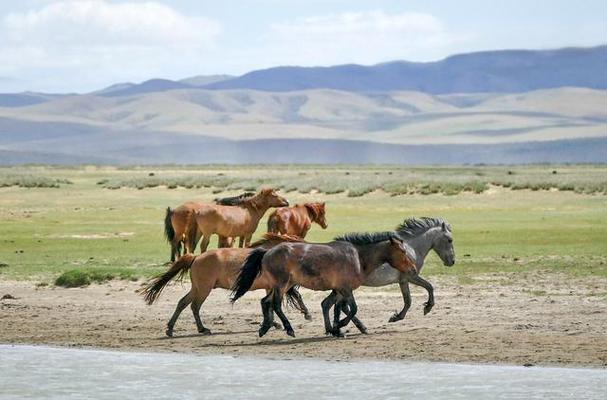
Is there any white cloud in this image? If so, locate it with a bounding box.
[0,1,222,92]
[263,10,469,66]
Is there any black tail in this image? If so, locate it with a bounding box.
[141,254,196,305]
[164,207,175,243]
[285,286,307,314]
[230,248,267,302]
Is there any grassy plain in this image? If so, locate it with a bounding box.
[1,165,606,284]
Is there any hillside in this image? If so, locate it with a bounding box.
[205,46,607,93]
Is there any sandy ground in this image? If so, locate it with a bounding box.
[1,274,607,367]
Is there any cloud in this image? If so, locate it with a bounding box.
[263,10,469,66]
[0,1,222,91]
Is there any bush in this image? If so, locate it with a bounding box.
[54,269,136,287]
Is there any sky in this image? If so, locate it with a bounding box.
[1,0,606,93]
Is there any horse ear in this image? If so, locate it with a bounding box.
[442,222,446,231]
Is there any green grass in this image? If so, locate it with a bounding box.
[55,268,139,287]
[1,165,607,284]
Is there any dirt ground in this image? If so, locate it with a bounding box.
[1,275,606,367]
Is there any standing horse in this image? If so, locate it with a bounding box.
[164,192,257,261]
[142,233,311,337]
[335,217,455,333]
[194,188,288,252]
[231,232,417,338]
[267,202,327,238]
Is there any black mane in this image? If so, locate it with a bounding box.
[334,231,397,245]
[214,192,255,206]
[396,217,451,238]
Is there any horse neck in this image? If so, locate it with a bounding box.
[406,228,440,272]
[245,196,271,220]
[355,241,391,276]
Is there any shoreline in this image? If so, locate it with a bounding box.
[2,278,606,368]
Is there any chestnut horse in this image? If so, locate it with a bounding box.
[164,192,256,261]
[231,231,417,338]
[194,188,288,252]
[267,202,327,238]
[142,234,311,337]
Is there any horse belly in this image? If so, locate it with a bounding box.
[364,263,401,287]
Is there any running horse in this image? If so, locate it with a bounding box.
[163,192,256,261]
[334,217,456,333]
[267,202,327,238]
[142,233,311,337]
[231,231,417,337]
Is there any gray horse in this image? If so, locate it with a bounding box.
[336,217,455,333]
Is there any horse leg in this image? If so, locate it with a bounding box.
[409,275,435,315]
[166,291,192,337]
[199,234,211,254]
[265,289,282,330]
[321,291,339,335]
[335,303,368,334]
[259,290,275,337]
[238,236,245,248]
[389,280,413,322]
[244,234,253,248]
[191,295,211,336]
[332,293,358,337]
[272,289,295,337]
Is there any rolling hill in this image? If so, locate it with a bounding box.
[1,46,606,164]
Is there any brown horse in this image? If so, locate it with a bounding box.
[231,231,417,337]
[194,188,288,252]
[267,202,327,238]
[142,234,311,337]
[164,192,256,261]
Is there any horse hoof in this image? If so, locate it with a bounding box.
[423,303,434,315]
[304,313,313,321]
[199,328,212,336]
[259,325,271,337]
[286,329,295,338]
[360,328,369,335]
[331,329,345,338]
[388,314,402,323]
[165,329,173,337]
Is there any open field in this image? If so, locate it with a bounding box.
[1,165,607,367]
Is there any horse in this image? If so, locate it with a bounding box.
[163,192,257,261]
[334,217,455,333]
[231,231,417,338]
[267,202,327,238]
[142,233,312,337]
[194,188,289,252]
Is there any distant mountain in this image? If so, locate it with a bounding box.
[179,75,234,87]
[99,79,193,97]
[0,92,65,107]
[92,82,137,95]
[205,46,607,93]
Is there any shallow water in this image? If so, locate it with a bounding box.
[0,344,605,399]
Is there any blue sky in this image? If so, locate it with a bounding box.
[1,0,606,93]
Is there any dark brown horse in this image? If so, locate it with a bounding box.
[142,233,311,337]
[164,192,256,261]
[267,202,327,238]
[231,231,417,338]
[194,188,288,252]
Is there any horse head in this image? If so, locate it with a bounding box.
[305,202,328,229]
[432,222,455,267]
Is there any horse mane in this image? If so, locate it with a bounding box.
[250,233,305,248]
[214,192,255,206]
[304,202,324,221]
[396,217,451,238]
[334,231,397,245]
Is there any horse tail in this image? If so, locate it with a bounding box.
[164,207,175,243]
[231,248,267,303]
[141,254,196,305]
[185,213,199,252]
[285,285,307,314]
